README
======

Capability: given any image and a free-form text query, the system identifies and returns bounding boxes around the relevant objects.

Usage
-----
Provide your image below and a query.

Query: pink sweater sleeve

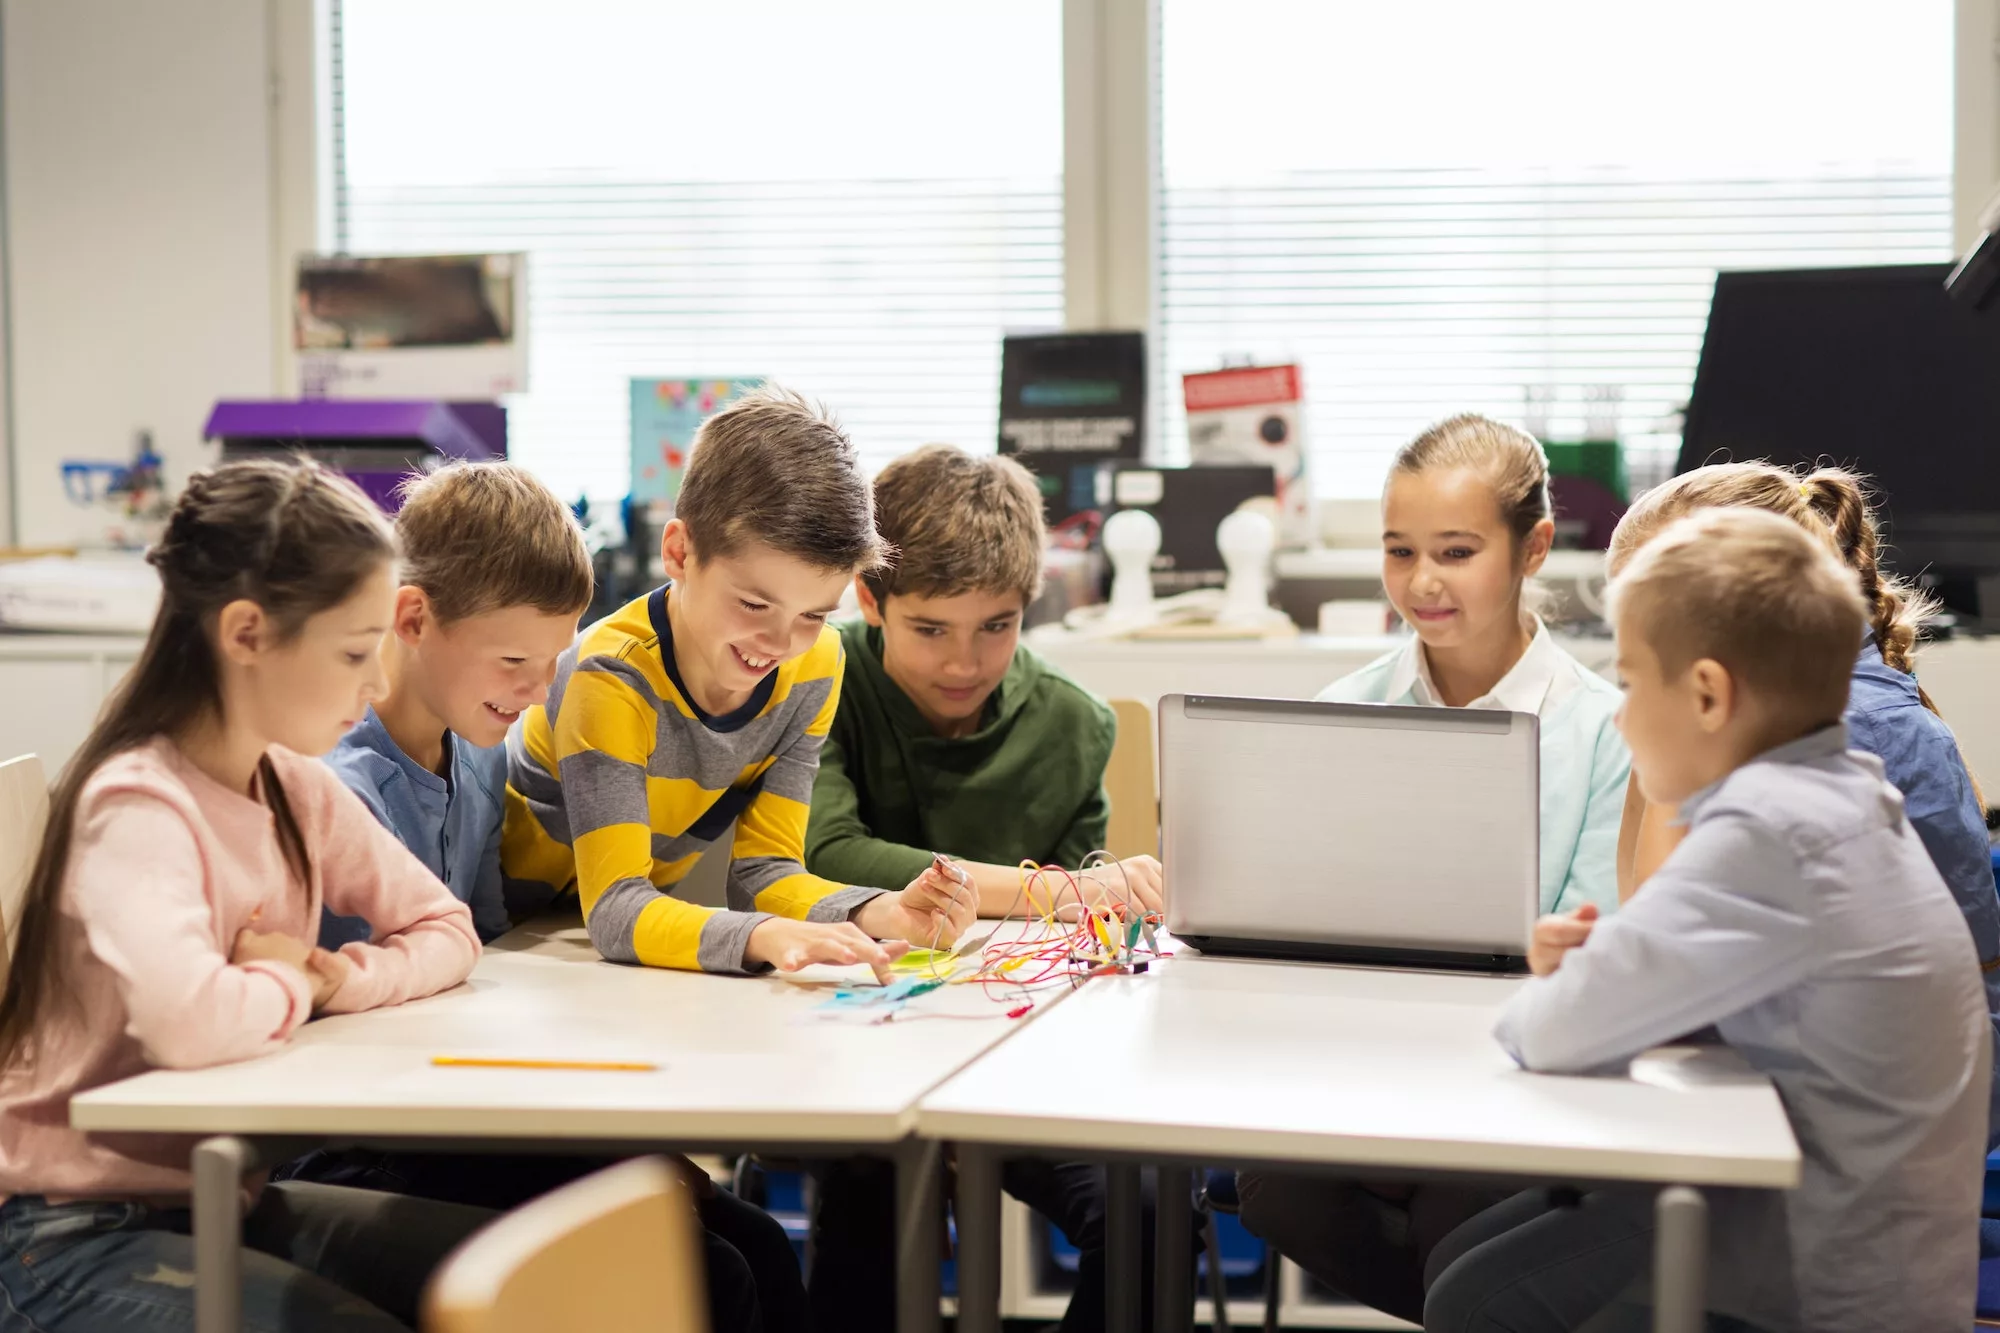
[68,792,312,1069]
[302,764,479,1014]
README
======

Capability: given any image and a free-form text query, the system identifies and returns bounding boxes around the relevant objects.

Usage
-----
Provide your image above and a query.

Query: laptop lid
[1160,694,1539,965]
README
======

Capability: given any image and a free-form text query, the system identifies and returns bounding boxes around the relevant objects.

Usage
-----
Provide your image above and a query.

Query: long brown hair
[1609,461,1979,795]
[0,459,395,1065]
[1612,463,1931,671]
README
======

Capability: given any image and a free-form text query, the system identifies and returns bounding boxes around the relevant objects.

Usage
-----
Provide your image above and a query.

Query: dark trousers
[279,1148,805,1333]
[1423,1189,1769,1333]
[1235,1172,1511,1324]
[808,1155,1198,1333]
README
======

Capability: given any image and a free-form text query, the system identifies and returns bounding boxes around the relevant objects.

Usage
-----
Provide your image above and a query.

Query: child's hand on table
[303,948,352,1010]
[1078,855,1163,915]
[230,929,351,1011]
[744,919,908,984]
[1528,903,1599,977]
[853,863,977,951]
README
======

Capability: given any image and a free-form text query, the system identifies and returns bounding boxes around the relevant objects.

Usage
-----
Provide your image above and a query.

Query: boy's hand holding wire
[853,859,977,951]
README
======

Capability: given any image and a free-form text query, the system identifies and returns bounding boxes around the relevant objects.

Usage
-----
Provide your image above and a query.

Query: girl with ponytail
[1413,462,2000,1333]
[1605,462,1999,1143]
[0,459,490,1332]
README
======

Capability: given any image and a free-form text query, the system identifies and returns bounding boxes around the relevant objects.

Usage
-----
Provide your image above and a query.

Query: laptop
[1160,693,1540,973]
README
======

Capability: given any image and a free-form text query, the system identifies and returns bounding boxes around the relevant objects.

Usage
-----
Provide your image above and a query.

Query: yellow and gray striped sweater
[502,585,882,972]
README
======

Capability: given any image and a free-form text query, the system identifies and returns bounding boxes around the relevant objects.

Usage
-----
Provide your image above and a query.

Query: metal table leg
[1153,1165,1193,1333]
[1107,1161,1143,1333]
[193,1136,254,1333]
[1652,1185,1708,1333]
[955,1146,1002,1333]
[895,1140,944,1333]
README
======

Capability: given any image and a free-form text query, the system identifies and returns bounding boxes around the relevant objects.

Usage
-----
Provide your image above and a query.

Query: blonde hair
[862,445,1045,605]
[1608,461,1930,674]
[1390,413,1553,546]
[395,461,594,624]
[677,385,886,573]
[1610,508,1867,730]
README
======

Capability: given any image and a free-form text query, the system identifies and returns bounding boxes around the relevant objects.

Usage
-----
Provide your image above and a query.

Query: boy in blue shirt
[320,462,592,945]
[1441,508,1989,1333]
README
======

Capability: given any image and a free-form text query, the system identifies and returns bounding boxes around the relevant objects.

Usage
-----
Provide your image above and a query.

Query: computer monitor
[1679,263,2000,618]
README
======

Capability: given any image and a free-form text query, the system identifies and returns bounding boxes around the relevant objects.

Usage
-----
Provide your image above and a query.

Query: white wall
[1,0,315,548]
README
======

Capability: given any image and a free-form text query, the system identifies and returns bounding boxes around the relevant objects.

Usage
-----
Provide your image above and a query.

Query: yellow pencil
[432,1056,657,1073]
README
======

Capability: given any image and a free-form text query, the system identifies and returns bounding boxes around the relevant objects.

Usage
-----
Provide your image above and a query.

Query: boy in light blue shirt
[322,713,512,944]
[317,463,593,947]
[1460,508,1988,1333]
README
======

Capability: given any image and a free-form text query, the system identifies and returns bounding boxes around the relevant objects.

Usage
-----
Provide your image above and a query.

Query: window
[1159,0,1955,500]
[334,0,1062,502]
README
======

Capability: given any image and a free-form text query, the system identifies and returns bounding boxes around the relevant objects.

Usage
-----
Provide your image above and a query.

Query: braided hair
[0,458,394,1065]
[1610,461,1979,802]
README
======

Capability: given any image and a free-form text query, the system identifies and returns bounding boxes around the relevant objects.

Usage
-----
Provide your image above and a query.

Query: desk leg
[1153,1165,1193,1333]
[1106,1161,1142,1333]
[1652,1185,1708,1333]
[955,1146,1001,1333]
[193,1136,254,1333]
[895,1141,943,1333]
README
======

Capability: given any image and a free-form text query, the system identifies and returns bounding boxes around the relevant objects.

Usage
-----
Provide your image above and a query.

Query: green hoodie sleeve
[805,732,937,893]
[1049,699,1118,867]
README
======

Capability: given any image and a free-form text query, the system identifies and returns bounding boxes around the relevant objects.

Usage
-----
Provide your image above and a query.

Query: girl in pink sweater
[0,460,489,1332]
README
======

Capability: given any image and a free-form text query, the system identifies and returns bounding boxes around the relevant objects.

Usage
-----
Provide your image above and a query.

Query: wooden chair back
[0,754,50,965]
[1103,698,1158,861]
[424,1156,709,1333]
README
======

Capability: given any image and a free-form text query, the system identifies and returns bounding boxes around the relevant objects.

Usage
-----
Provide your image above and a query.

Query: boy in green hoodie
[803,443,1175,1333]
[805,444,1161,918]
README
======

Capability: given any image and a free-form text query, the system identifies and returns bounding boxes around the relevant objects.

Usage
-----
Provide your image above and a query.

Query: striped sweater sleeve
[727,640,885,927]
[552,658,735,973]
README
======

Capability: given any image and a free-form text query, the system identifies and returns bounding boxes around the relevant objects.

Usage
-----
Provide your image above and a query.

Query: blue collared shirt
[320,708,511,946]
[1318,620,1629,914]
[1844,638,2000,1148]
[1496,725,1989,1332]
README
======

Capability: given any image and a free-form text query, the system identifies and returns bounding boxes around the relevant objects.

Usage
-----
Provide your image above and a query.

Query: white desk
[1033,629,2000,816]
[72,915,1051,1333]
[918,956,1801,1333]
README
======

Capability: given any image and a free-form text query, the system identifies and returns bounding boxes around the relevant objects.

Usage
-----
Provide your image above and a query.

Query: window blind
[333,1,1063,504]
[1159,1,1955,501]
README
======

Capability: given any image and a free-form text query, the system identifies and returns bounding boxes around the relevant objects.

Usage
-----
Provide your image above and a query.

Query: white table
[918,955,1802,1333]
[72,915,1051,1333]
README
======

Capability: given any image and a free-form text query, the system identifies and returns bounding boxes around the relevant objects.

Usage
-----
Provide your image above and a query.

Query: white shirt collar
[1385,616,1562,714]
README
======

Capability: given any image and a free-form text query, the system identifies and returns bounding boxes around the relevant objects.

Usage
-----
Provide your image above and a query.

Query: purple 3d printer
[201,400,507,512]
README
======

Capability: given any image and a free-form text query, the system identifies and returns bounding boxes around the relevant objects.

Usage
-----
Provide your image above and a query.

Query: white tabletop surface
[918,955,1801,1189]
[72,915,1055,1146]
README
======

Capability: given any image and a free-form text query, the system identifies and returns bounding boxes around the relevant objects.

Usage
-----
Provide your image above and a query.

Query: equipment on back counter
[203,400,506,513]
[998,331,1146,524]
[1096,463,1278,595]
[1184,363,1312,546]
[294,252,527,400]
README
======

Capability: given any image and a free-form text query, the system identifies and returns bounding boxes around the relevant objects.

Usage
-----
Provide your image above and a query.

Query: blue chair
[1979,1217,2000,1327]
[730,1158,813,1273]
[1195,1169,1279,1333]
